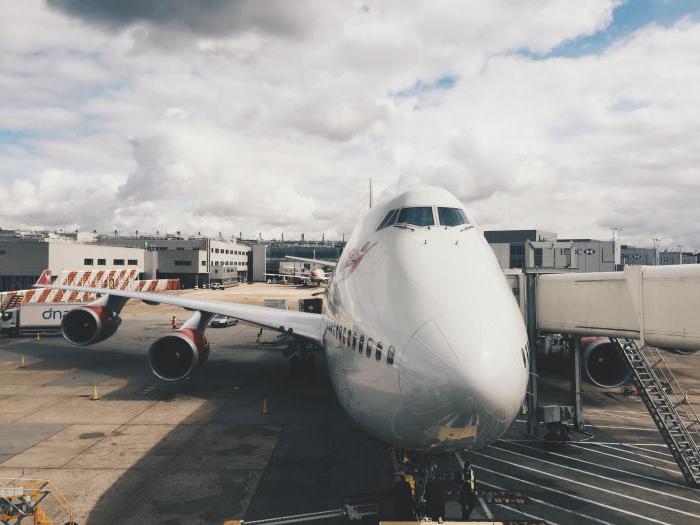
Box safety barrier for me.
[1,269,179,309]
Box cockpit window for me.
[377,209,399,230]
[438,207,469,227]
[396,207,434,227]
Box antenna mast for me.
[369,178,373,209]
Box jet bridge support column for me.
[526,272,538,437]
[570,335,583,430]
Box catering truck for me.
[0,303,83,336]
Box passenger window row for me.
[377,206,469,230]
[325,319,395,366]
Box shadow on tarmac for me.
[1,324,393,524]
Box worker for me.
[256,327,263,344]
[459,462,477,520]
[171,316,177,329]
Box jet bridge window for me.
[377,209,399,230]
[396,207,434,227]
[387,346,395,366]
[437,207,469,227]
[366,338,373,358]
[375,341,383,361]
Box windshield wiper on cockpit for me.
[393,223,416,231]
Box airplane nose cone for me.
[398,309,528,450]
[436,310,527,422]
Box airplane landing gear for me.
[392,449,477,521]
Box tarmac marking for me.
[587,408,649,420]
[470,451,700,520]
[490,443,700,506]
[495,503,556,525]
[465,460,674,525]
[570,443,682,476]
[475,477,608,525]
[624,443,675,458]
[587,424,660,431]
[504,441,693,492]
[597,443,680,466]
[586,408,648,416]
[502,440,668,446]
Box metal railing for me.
[637,344,700,448]
[616,339,700,485]
[0,477,73,524]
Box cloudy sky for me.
[1,0,699,249]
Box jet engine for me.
[582,337,630,389]
[148,329,210,381]
[61,306,122,346]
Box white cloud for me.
[0,0,698,251]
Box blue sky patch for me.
[392,74,459,98]
[523,0,700,59]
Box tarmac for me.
[1,283,700,524]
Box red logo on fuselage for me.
[343,241,378,274]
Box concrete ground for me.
[0,284,392,524]
[1,283,700,524]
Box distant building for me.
[0,232,252,291]
[484,230,557,270]
[485,230,619,273]
[0,238,145,291]
[658,251,697,265]
[620,245,657,266]
[96,235,251,288]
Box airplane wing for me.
[285,256,337,268]
[34,279,324,344]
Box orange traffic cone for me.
[90,385,100,401]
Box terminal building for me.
[658,250,698,265]
[0,238,147,292]
[0,232,251,291]
[94,235,251,288]
[484,230,620,273]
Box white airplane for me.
[266,262,329,286]
[35,186,528,504]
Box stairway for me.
[615,338,700,486]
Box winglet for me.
[34,269,52,287]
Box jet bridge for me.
[536,264,700,351]
[521,264,700,485]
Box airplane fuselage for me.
[322,186,529,452]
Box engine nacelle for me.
[148,329,210,381]
[582,337,631,389]
[61,306,122,346]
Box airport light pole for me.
[653,238,661,266]
[610,227,623,270]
